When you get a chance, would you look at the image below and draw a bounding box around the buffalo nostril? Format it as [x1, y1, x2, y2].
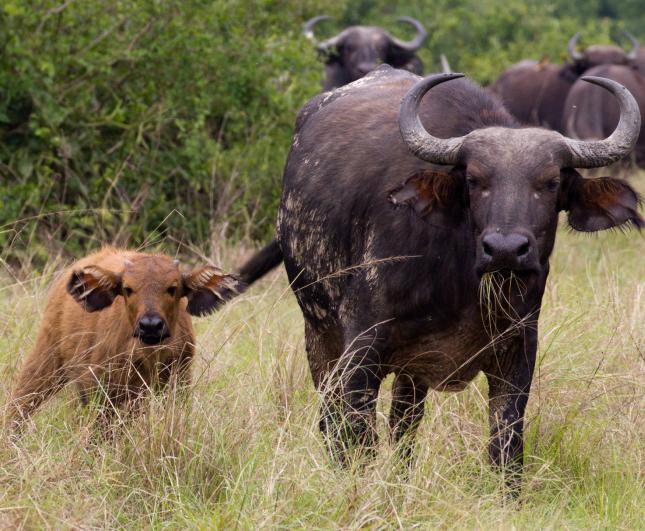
[516, 240, 530, 258]
[482, 240, 494, 257]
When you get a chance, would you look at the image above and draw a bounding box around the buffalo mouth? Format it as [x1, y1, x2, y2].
[476, 266, 538, 279]
[134, 332, 170, 346]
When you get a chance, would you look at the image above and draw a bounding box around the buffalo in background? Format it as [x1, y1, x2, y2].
[564, 63, 645, 166]
[303, 16, 427, 90]
[489, 32, 640, 132]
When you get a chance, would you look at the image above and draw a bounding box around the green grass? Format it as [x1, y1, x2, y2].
[1, 183, 644, 529]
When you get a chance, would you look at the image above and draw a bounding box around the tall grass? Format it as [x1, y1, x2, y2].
[0, 181, 644, 528]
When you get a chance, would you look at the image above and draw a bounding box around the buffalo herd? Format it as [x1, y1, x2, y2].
[489, 31, 645, 165]
[7, 16, 644, 493]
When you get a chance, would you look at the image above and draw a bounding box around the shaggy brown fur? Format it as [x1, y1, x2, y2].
[6, 247, 243, 430]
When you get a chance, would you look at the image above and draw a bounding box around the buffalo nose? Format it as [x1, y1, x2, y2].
[137, 314, 166, 340]
[481, 233, 531, 264]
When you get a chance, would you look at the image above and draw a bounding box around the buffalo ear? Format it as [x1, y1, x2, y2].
[560, 169, 644, 232]
[388, 168, 465, 216]
[182, 267, 246, 317]
[67, 266, 122, 312]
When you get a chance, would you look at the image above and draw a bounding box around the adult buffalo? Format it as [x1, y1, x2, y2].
[489, 32, 640, 131]
[303, 16, 426, 90]
[564, 64, 645, 166]
[257, 65, 642, 485]
[488, 59, 571, 130]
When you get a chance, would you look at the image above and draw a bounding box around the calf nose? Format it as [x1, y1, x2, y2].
[136, 314, 167, 344]
[481, 232, 531, 270]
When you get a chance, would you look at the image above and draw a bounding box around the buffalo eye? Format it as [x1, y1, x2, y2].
[543, 178, 560, 193]
[466, 176, 481, 190]
[124, 287, 133, 296]
[167, 286, 177, 297]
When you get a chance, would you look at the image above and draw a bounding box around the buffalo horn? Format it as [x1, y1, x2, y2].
[568, 32, 584, 61]
[390, 17, 427, 52]
[399, 73, 466, 165]
[563, 76, 641, 168]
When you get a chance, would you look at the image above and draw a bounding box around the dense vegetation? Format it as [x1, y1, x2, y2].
[1, 0, 644, 263]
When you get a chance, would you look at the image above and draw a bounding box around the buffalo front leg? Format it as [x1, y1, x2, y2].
[389, 373, 428, 463]
[485, 328, 537, 490]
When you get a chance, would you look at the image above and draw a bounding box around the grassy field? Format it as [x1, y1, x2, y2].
[1, 181, 644, 529]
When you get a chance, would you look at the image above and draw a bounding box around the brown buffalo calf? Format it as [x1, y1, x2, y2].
[6, 247, 243, 430]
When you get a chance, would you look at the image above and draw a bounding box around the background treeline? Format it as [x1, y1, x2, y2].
[1, 0, 643, 264]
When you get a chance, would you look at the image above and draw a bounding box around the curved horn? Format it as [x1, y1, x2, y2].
[390, 16, 427, 52]
[568, 32, 584, 61]
[623, 30, 639, 61]
[303, 15, 332, 46]
[399, 73, 466, 165]
[563, 76, 641, 168]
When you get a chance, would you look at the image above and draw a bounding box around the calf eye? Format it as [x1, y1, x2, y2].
[466, 177, 479, 190]
[167, 286, 177, 296]
[124, 287, 133, 296]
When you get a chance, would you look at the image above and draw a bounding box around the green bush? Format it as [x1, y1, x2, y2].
[1, 0, 642, 263]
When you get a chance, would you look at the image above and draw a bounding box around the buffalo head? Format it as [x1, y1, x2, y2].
[567, 31, 639, 74]
[67, 254, 243, 345]
[397, 73, 643, 284]
[304, 16, 427, 89]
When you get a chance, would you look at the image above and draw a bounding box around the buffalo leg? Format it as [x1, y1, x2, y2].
[320, 323, 385, 463]
[389, 373, 428, 462]
[485, 328, 537, 490]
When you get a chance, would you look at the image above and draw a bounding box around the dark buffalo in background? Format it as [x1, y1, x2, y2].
[636, 47, 645, 73]
[489, 31, 640, 131]
[564, 64, 645, 165]
[303, 16, 427, 90]
[488, 59, 571, 130]
[269, 65, 642, 485]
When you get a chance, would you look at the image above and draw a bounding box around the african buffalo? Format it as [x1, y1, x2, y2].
[564, 64, 645, 166]
[7, 247, 243, 432]
[303, 16, 426, 90]
[488, 59, 571, 130]
[489, 32, 640, 131]
[261, 65, 642, 485]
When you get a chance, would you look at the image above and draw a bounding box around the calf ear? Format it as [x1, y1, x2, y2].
[560, 169, 644, 232]
[182, 267, 246, 317]
[388, 168, 465, 216]
[67, 266, 122, 312]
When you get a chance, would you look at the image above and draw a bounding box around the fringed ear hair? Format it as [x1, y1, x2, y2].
[388, 169, 466, 216]
[182, 266, 246, 316]
[67, 266, 122, 312]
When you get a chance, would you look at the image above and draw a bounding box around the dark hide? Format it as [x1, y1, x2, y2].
[275, 65, 642, 485]
[488, 60, 575, 131]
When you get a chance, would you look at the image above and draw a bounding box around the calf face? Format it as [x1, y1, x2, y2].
[67, 254, 243, 345]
